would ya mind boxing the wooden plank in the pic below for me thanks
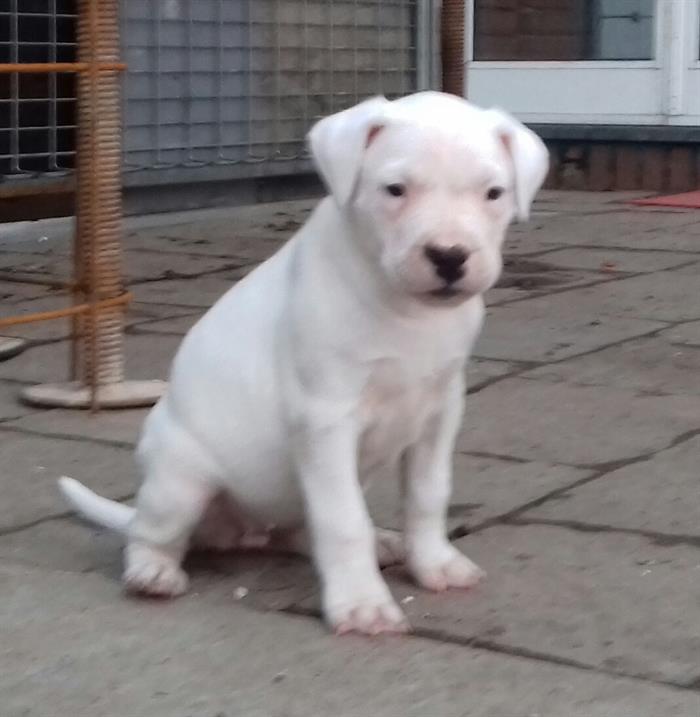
[615,145,641,190]
[641,146,667,192]
[668,147,694,193]
[588,144,614,192]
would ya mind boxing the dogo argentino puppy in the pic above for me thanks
[59,91,548,635]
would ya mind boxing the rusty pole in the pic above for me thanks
[22,0,165,409]
[441,0,466,97]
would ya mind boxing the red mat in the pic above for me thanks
[630,190,700,209]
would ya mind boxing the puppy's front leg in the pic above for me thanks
[403,384,485,592]
[295,423,408,635]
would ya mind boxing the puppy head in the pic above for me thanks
[308,91,549,305]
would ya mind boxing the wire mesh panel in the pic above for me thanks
[121,0,425,186]
[0,0,77,182]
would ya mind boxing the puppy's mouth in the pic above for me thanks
[429,286,463,299]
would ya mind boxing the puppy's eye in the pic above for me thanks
[487,187,504,201]
[385,183,406,198]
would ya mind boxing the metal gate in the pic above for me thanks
[1,0,437,195]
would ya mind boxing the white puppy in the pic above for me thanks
[59,91,548,635]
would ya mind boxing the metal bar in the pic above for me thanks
[0,293,132,330]
[0,62,126,73]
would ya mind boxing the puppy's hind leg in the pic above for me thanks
[124,446,216,598]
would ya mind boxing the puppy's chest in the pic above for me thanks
[358,362,453,462]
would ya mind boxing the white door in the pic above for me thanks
[465,0,700,126]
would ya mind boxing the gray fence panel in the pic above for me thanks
[0,1,436,190]
[121,0,430,187]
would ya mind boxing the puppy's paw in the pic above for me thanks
[375,528,405,568]
[123,547,189,598]
[327,597,410,636]
[411,545,485,593]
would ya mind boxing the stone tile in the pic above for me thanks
[535,247,693,273]
[2,560,699,717]
[127,229,285,263]
[523,333,700,395]
[0,432,134,530]
[0,381,40,421]
[475,295,664,363]
[522,210,700,253]
[524,436,700,536]
[0,280,54,305]
[466,357,517,389]
[125,251,250,283]
[0,333,182,384]
[129,311,203,336]
[131,272,247,308]
[0,248,246,284]
[662,320,700,346]
[488,255,617,305]
[0,296,195,342]
[456,378,700,464]
[5,406,148,446]
[559,266,700,323]
[377,525,700,685]
[366,453,590,531]
[0,518,316,613]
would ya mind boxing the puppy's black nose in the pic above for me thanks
[424,245,468,283]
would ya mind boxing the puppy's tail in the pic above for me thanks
[58,476,134,534]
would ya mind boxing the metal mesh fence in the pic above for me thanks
[0,0,77,181]
[1,0,433,190]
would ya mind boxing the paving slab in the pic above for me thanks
[456,377,700,465]
[0,381,40,421]
[4,405,148,445]
[663,320,700,346]
[0,296,197,342]
[476,295,665,363]
[0,279,55,305]
[0,248,246,284]
[0,519,316,613]
[0,333,181,384]
[131,272,246,308]
[387,525,700,685]
[366,453,591,532]
[127,229,285,262]
[2,560,699,717]
[466,357,518,389]
[488,255,618,305]
[535,246,694,273]
[0,431,134,530]
[522,332,700,395]
[523,435,700,536]
[554,265,700,323]
[298,524,700,686]
[522,211,700,253]
[129,311,203,336]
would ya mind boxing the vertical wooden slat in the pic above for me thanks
[588,144,614,191]
[641,146,666,192]
[669,147,694,193]
[615,145,642,190]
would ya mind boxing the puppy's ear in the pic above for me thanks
[486,108,549,222]
[308,96,390,207]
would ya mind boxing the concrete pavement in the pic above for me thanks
[2,191,700,716]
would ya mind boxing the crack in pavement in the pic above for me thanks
[503,515,700,550]
[448,426,700,542]
[0,491,135,538]
[282,605,700,694]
